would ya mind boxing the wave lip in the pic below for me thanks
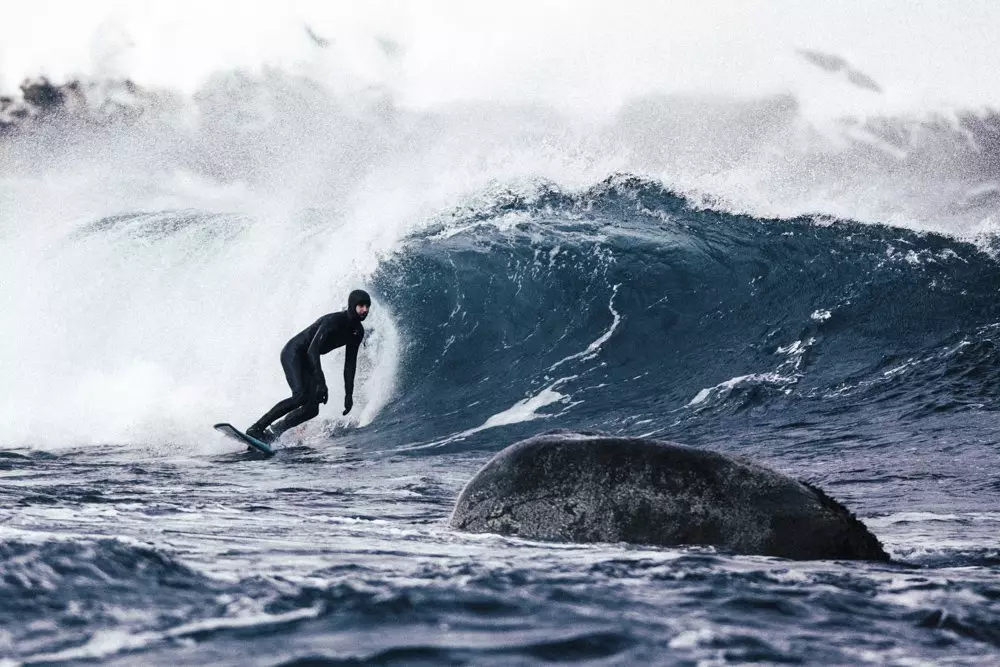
[370,175,1000,455]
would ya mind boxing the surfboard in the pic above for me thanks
[213,423,274,456]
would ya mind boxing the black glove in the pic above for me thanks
[317,384,328,404]
[343,394,353,415]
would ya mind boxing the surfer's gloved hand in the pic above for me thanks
[343,395,353,415]
[317,385,328,404]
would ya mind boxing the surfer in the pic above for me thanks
[246,289,371,443]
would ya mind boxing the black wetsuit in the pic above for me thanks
[250,297,366,439]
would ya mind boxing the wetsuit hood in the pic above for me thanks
[347,289,371,320]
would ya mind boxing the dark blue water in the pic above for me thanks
[3,177,999,665]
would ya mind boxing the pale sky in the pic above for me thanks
[2,1,999,117]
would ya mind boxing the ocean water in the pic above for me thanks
[3,5,1000,665]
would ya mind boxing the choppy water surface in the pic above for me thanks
[2,437,998,666]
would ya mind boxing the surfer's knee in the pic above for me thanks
[290,390,312,408]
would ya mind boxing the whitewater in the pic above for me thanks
[2,2,999,665]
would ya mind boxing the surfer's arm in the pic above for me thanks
[343,334,361,398]
[342,334,362,415]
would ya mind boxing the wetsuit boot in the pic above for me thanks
[245,424,276,444]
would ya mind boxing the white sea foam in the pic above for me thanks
[687,372,792,407]
[810,309,832,322]
[400,379,572,451]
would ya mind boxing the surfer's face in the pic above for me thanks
[355,303,370,320]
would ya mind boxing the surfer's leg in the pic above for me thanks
[268,399,320,438]
[248,348,313,437]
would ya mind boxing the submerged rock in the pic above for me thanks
[451,431,889,561]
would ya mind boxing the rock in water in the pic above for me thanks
[450,431,889,561]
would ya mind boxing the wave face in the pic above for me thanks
[360,177,1000,456]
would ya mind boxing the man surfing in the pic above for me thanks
[245,289,371,444]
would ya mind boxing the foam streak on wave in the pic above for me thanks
[549,283,622,372]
